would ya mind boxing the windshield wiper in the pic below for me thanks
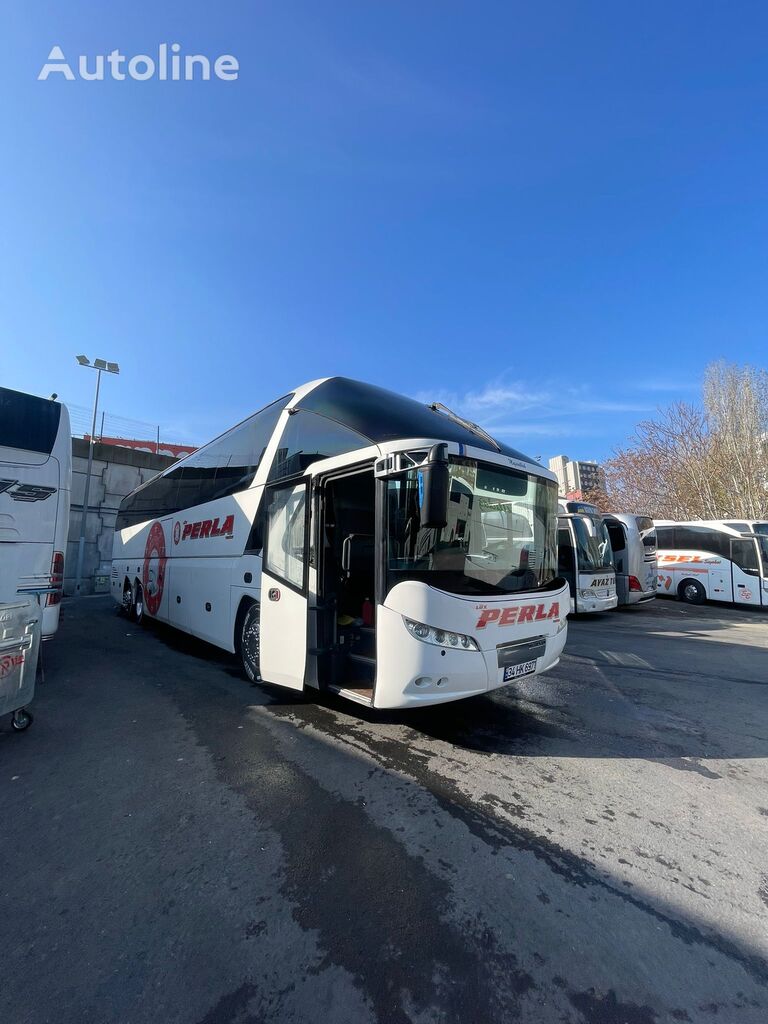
[428,402,501,453]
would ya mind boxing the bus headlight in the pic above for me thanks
[403,618,479,651]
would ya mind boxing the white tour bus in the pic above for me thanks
[655,521,768,607]
[556,499,618,614]
[0,387,72,637]
[603,513,657,606]
[112,378,569,709]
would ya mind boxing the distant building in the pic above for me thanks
[548,454,606,499]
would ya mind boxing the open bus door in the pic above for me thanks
[259,480,310,690]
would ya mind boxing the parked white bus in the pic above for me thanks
[0,387,72,637]
[112,378,569,709]
[655,522,768,607]
[556,500,618,614]
[603,513,657,606]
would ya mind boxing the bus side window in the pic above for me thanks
[656,527,674,549]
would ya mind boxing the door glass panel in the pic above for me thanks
[266,484,307,588]
[731,538,760,576]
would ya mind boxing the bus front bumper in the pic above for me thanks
[576,593,618,614]
[373,581,570,709]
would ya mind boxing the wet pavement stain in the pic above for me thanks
[167,683,538,1023]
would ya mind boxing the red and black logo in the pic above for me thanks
[143,522,167,616]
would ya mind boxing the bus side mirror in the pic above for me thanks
[420,443,449,530]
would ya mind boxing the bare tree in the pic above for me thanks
[603,362,768,519]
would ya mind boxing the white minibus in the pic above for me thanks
[112,377,569,709]
[0,387,72,637]
[655,522,768,607]
[556,500,618,614]
[603,513,657,606]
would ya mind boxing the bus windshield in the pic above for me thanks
[572,515,614,572]
[386,458,558,596]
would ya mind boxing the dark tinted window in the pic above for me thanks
[298,377,532,462]
[0,387,62,455]
[675,526,729,558]
[605,521,626,556]
[730,538,759,574]
[267,410,370,482]
[557,527,575,575]
[724,521,749,533]
[635,516,657,551]
[116,397,288,529]
[656,527,674,549]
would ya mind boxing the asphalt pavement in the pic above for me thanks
[1,595,767,1024]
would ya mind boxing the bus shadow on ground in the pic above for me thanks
[138,607,768,764]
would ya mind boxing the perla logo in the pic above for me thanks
[38,44,239,82]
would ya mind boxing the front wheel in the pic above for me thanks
[679,579,706,605]
[12,708,33,731]
[238,602,261,683]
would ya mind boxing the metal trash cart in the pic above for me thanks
[0,597,41,732]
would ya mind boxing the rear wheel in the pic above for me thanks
[678,579,706,605]
[238,602,261,683]
[121,581,133,616]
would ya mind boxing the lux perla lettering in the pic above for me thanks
[38,44,239,82]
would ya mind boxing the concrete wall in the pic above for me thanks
[66,439,178,596]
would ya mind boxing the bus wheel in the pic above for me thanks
[133,583,145,624]
[121,581,133,616]
[238,602,261,683]
[12,708,33,731]
[679,579,705,605]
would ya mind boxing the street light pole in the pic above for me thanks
[73,356,120,596]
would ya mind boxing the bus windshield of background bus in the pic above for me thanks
[386,458,558,596]
[572,515,614,573]
[755,536,768,574]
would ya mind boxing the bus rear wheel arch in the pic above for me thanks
[678,578,706,605]
[236,599,261,683]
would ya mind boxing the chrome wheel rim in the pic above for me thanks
[684,584,698,602]
[135,589,143,619]
[123,586,133,614]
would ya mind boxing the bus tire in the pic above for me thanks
[121,580,134,617]
[237,600,261,684]
[133,582,145,624]
[678,579,706,605]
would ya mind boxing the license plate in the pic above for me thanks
[503,659,537,681]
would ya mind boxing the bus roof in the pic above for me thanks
[295,377,533,463]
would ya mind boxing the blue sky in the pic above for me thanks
[2,1,767,462]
